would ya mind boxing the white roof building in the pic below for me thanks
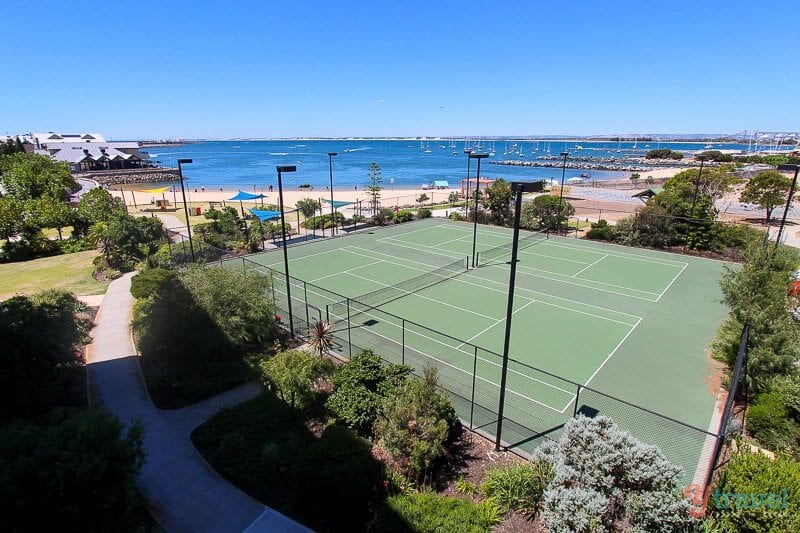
[11,132,152,173]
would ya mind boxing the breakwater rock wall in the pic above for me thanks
[73,168,181,185]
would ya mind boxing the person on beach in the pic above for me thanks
[201,186,205,192]
[268,184,273,192]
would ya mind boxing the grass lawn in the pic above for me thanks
[0,250,108,300]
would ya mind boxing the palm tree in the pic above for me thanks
[307,320,334,355]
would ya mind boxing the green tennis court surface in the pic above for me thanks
[230,218,728,485]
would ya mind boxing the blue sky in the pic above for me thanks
[2,0,798,139]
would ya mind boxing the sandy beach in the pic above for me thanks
[109,166,685,209]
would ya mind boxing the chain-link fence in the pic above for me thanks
[231,256,724,487]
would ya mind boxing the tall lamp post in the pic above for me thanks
[464,148,473,215]
[328,152,338,236]
[495,180,542,451]
[775,164,800,249]
[557,151,569,234]
[469,152,488,267]
[177,159,194,262]
[276,165,297,336]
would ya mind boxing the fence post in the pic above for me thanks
[304,281,310,327]
[241,256,246,273]
[401,318,405,366]
[573,385,582,417]
[270,273,276,308]
[325,304,329,323]
[470,346,478,430]
[346,298,352,357]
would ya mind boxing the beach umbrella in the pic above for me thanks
[228,190,266,231]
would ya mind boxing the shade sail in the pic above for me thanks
[433,180,450,188]
[321,199,354,208]
[137,186,171,194]
[249,209,282,221]
[228,190,265,201]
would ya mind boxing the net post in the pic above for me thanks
[474,253,479,268]
[346,298,352,357]
[401,318,406,366]
[304,281,310,327]
[573,385,582,418]
[470,345,478,430]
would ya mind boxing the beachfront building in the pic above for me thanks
[11,132,153,173]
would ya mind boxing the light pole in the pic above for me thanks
[775,164,800,249]
[464,148,473,215]
[557,151,569,234]
[495,180,542,451]
[469,152,488,267]
[277,164,297,336]
[177,159,194,262]
[328,152,338,235]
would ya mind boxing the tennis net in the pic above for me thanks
[328,255,468,324]
[476,228,549,266]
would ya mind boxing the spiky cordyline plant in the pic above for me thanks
[308,320,334,355]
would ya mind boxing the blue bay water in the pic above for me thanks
[144,139,756,191]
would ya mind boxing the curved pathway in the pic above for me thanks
[86,273,309,532]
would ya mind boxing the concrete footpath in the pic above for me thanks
[86,273,309,532]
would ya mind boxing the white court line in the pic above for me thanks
[309,258,386,282]
[344,245,643,324]
[455,298,538,350]
[375,222,452,241]
[517,248,592,266]
[341,269,505,322]
[514,263,661,298]
[573,254,609,278]
[544,239,689,268]
[439,221,689,267]
[353,237,662,300]
[655,263,688,302]
[271,282,569,412]
[373,236,466,261]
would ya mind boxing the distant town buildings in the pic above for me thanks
[1,132,153,173]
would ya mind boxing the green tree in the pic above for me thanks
[0,196,24,241]
[295,197,318,219]
[0,152,76,201]
[259,349,334,409]
[0,409,145,531]
[366,162,383,215]
[668,166,738,199]
[31,196,73,240]
[375,366,457,480]
[534,415,694,532]
[481,178,514,226]
[519,195,574,231]
[630,172,641,182]
[739,170,793,223]
[448,191,459,208]
[416,193,429,206]
[76,187,126,228]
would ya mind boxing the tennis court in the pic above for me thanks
[231,217,729,484]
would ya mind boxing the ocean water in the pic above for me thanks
[143,139,759,190]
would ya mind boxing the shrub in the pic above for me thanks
[519,195,574,231]
[291,425,385,530]
[417,208,432,219]
[585,219,615,241]
[326,350,410,434]
[0,408,145,531]
[259,350,335,409]
[481,462,553,514]
[375,366,457,479]
[371,492,494,532]
[534,415,694,532]
[393,209,415,224]
[0,290,91,422]
[708,448,800,532]
[372,207,396,226]
[456,475,478,495]
[130,267,176,299]
[747,393,798,451]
